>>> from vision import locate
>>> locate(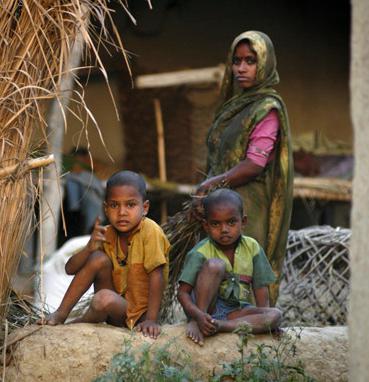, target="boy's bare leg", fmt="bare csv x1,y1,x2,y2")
187,259,225,345
39,251,114,325
216,307,282,334
71,289,127,326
